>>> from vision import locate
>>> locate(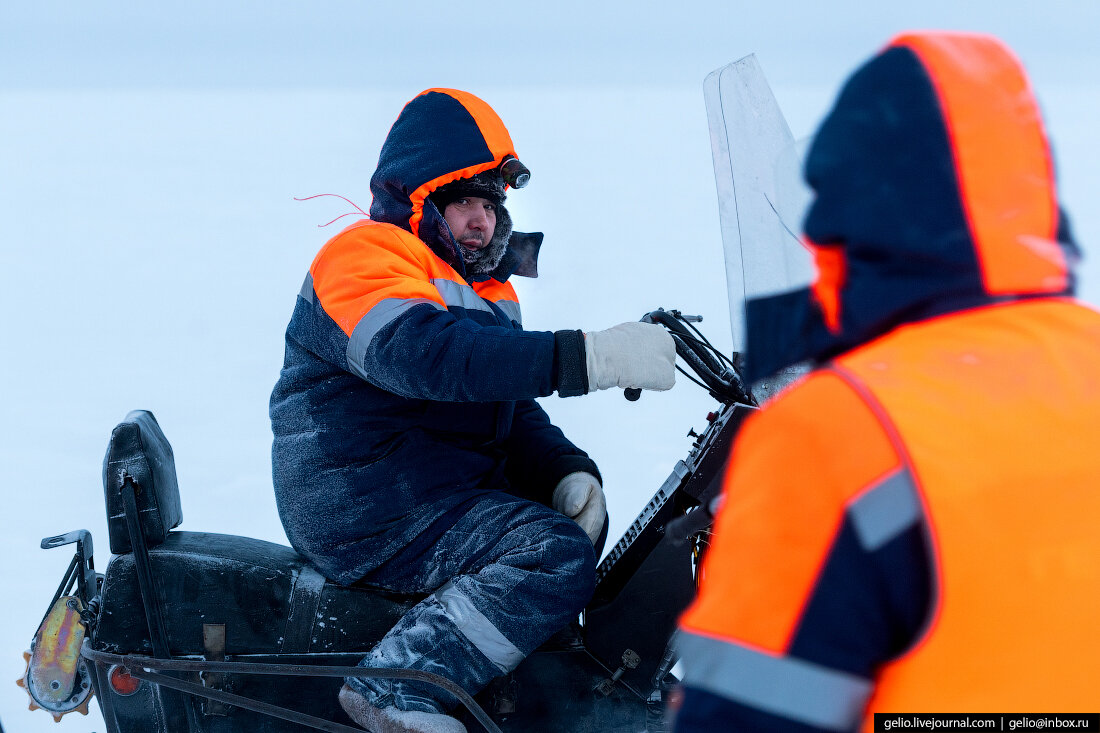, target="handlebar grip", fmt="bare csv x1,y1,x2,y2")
624,311,659,401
